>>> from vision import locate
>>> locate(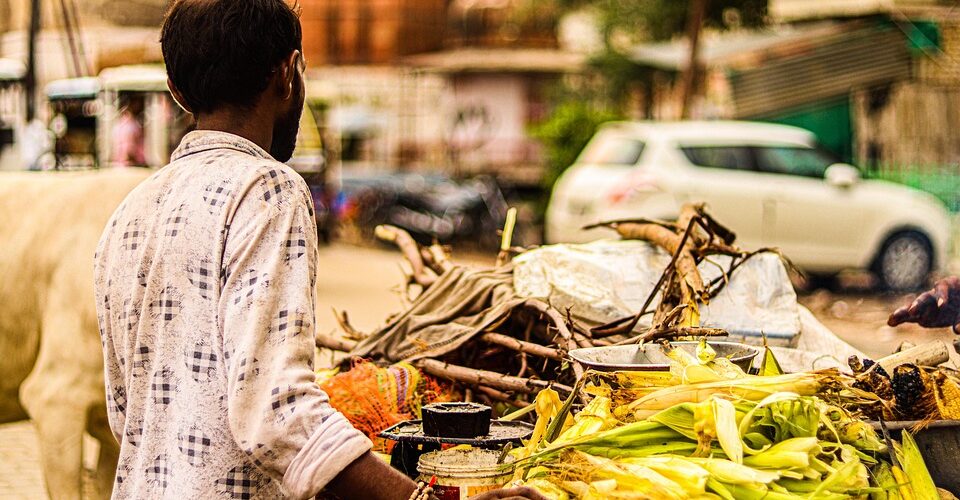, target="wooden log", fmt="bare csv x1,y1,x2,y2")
415,358,573,395
480,333,562,360
375,224,437,287
877,341,950,372
316,333,358,352
612,222,705,295
475,385,530,408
